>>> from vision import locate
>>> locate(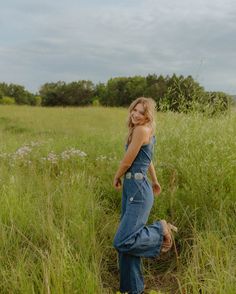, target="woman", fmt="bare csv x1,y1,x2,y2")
113,97,177,294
